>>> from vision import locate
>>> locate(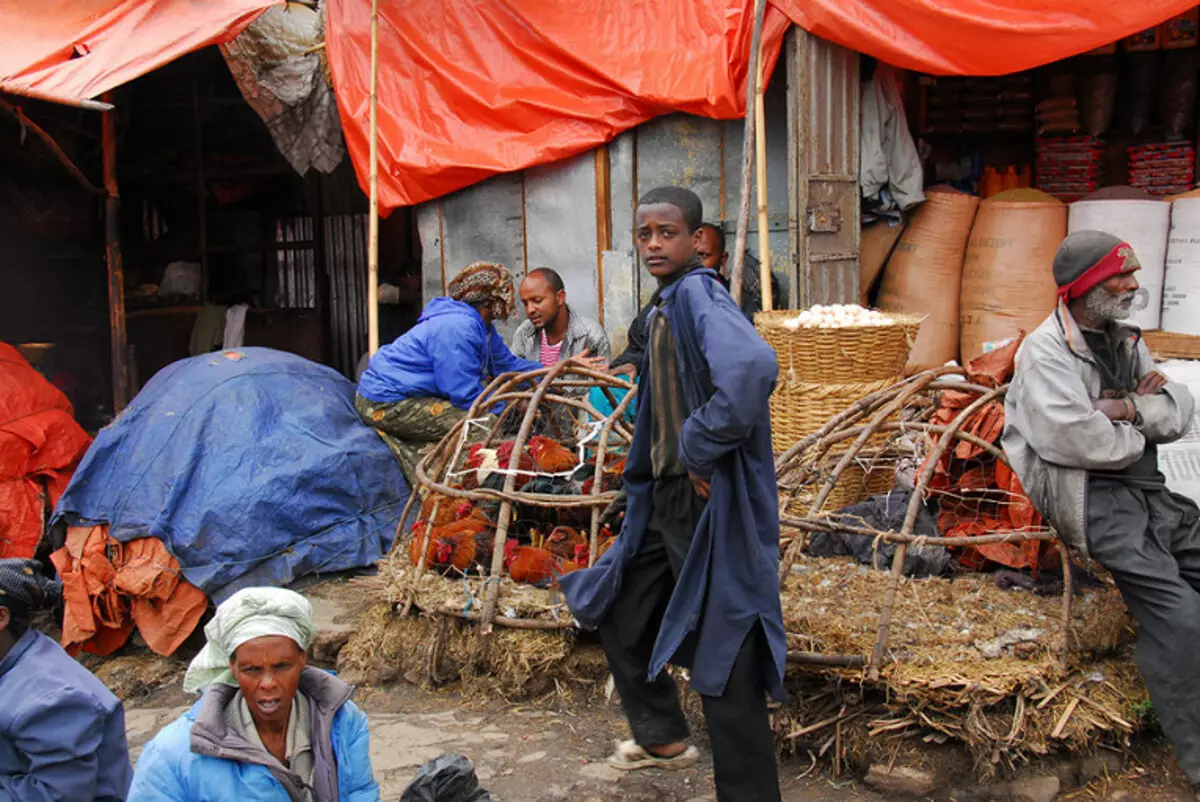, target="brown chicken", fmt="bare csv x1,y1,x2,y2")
436,528,498,574
544,526,588,561
408,521,440,567
418,494,461,528
504,540,582,587
410,509,495,571
527,435,578,474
